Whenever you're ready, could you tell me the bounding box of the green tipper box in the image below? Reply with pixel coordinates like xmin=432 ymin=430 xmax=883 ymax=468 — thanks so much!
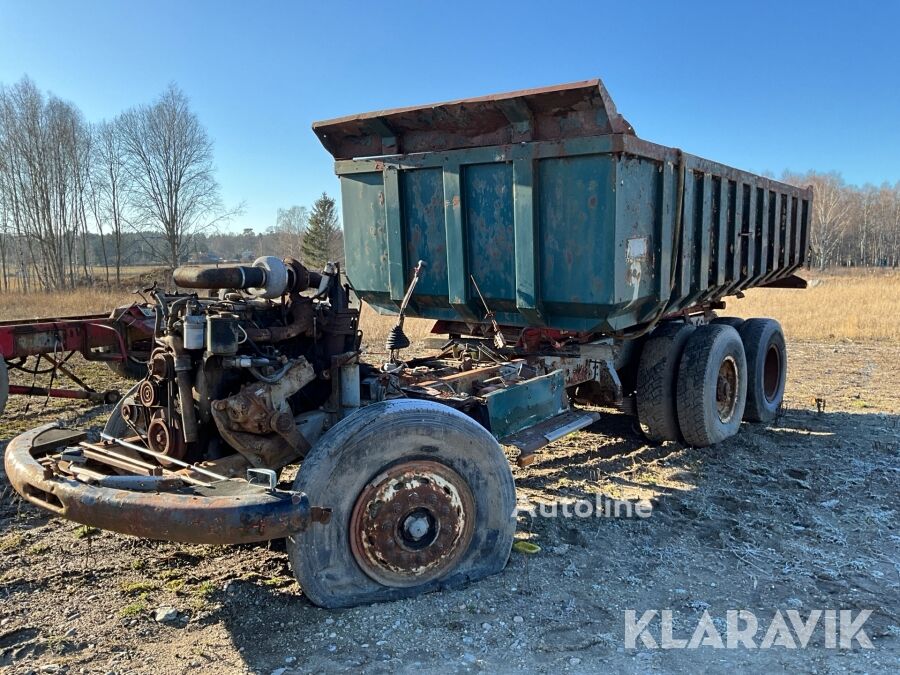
xmin=314 ymin=79 xmax=811 ymax=333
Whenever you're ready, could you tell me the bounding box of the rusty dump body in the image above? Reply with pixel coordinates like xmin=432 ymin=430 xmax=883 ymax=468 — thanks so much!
xmin=315 ymin=79 xmax=812 ymax=333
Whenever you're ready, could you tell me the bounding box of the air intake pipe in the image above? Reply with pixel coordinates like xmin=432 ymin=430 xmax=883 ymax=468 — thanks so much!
xmin=174 ymin=257 xmax=321 ymax=298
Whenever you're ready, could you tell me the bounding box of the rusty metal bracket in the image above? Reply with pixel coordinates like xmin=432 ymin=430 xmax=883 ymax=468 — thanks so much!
xmin=4 ymin=424 xmax=330 ymax=545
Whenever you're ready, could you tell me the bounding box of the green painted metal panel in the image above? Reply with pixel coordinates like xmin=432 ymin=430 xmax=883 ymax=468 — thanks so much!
xmin=657 ymin=159 xmax=675 ymax=307
xmin=611 ymin=156 xmax=662 ymax=329
xmin=537 ymin=155 xmax=616 ymax=314
xmin=323 ymin=81 xmax=812 ymax=334
xmin=383 ymin=167 xmax=406 ymax=304
xmin=463 ymin=163 xmax=516 ymax=312
xmin=443 ymin=163 xmax=479 ymax=322
xmin=733 ymin=182 xmax=745 ymax=289
xmin=401 ymin=168 xmax=448 ymax=309
xmin=339 ymin=172 xmax=391 ymax=307
xmin=699 ymin=173 xmax=712 ymax=295
xmin=744 ymin=185 xmax=757 ymax=284
xmin=512 ymin=158 xmax=544 ymax=326
xmin=757 ymin=188 xmax=770 ymax=284
xmin=484 ymin=369 xmax=567 ymax=440
xmin=715 ymin=177 xmax=728 ymax=289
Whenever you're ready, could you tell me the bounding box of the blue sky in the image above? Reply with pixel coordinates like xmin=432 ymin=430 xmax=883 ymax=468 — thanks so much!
xmin=1 ymin=1 xmax=898 ymax=232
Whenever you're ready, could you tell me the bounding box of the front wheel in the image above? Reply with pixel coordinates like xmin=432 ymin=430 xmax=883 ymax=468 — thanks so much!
xmin=287 ymin=399 xmax=516 ymax=608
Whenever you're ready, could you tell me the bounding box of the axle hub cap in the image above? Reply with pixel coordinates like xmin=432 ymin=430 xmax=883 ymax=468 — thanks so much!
xmin=716 ymin=355 xmax=739 ymax=423
xmin=350 ymin=460 xmax=475 ymax=587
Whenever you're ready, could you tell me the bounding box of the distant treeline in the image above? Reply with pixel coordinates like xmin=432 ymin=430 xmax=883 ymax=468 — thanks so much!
xmin=0 ymin=76 xmax=342 ymax=293
xmin=783 ymin=171 xmax=900 ymax=268
xmin=0 ymin=223 xmax=344 ymax=290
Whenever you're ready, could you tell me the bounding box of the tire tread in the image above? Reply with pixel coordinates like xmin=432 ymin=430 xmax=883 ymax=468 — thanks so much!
xmin=637 ymin=323 xmax=694 ymax=442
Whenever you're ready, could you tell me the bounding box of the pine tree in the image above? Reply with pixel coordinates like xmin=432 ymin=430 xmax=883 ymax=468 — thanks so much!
xmin=301 ymin=192 xmax=341 ymax=270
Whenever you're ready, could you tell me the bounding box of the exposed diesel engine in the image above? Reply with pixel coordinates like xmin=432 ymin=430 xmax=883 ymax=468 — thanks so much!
xmin=107 ymin=256 xmax=359 ymax=477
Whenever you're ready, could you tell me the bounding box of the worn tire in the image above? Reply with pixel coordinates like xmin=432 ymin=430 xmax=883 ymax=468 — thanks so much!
xmin=287 ymin=399 xmax=516 ymax=608
xmin=636 ymin=322 xmax=695 ymax=442
xmin=676 ymin=324 xmax=747 ymax=447
xmin=711 ymin=316 xmax=745 ymax=330
xmin=738 ymin=318 xmax=786 ymax=423
xmin=0 ymin=359 xmax=8 ymax=417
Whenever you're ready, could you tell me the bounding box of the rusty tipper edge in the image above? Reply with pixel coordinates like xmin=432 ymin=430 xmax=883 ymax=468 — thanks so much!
xmin=5 ymin=424 xmax=331 ymax=545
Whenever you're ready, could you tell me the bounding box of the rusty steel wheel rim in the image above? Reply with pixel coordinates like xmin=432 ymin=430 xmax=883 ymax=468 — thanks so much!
xmin=716 ymin=355 xmax=739 ymax=423
xmin=763 ymin=344 xmax=782 ymax=402
xmin=349 ymin=460 xmax=476 ymax=588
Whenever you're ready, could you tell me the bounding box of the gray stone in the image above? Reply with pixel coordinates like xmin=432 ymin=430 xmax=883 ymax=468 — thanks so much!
xmin=154 ymin=607 xmax=179 ymax=623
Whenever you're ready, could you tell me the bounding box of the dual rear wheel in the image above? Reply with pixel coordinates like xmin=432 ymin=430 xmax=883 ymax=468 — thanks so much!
xmin=637 ymin=317 xmax=786 ymax=447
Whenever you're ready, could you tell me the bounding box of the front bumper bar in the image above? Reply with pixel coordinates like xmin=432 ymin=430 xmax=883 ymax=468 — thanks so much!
xmin=4 ymin=424 xmax=330 ymax=545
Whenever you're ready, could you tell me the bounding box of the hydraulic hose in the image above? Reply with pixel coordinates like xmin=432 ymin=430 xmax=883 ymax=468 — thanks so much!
xmin=166 ymin=334 xmax=199 ymax=444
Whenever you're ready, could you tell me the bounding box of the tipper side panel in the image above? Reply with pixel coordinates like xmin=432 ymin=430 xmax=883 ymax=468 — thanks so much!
xmin=668 ymin=155 xmax=811 ymax=315
xmin=323 ymin=80 xmax=811 ymax=335
xmin=338 ymin=144 xmax=810 ymax=334
xmin=337 ymin=143 xmax=670 ymax=333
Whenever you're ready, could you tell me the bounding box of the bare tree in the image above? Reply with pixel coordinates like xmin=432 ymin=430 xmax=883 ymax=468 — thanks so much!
xmin=784 ymin=171 xmax=852 ymax=268
xmin=0 ymin=77 xmax=91 ymax=290
xmin=783 ymin=170 xmax=900 ymax=268
xmin=88 ymin=119 xmax=129 ymax=283
xmin=118 ymin=84 xmax=235 ymax=268
xmin=269 ymin=205 xmax=307 ymax=259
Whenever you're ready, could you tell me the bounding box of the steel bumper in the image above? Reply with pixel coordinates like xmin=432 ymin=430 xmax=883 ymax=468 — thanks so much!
xmin=3 ymin=424 xmax=330 ymax=545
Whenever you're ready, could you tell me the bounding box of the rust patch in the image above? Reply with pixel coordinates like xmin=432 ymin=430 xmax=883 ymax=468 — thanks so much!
xmin=349 ymin=460 xmax=475 ymax=588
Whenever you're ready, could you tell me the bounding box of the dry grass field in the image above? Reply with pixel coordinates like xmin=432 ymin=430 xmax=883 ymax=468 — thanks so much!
xmin=0 ymin=288 xmax=138 ymax=321
xmin=0 ymin=265 xmax=170 ymax=295
xmin=1 ymin=268 xmax=896 ymax=343
xmin=729 ymin=268 xmax=900 ymax=341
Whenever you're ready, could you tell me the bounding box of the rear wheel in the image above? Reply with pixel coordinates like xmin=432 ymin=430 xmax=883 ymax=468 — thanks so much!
xmin=287 ymin=399 xmax=516 ymax=608
xmin=676 ymin=324 xmax=748 ymax=447
xmin=711 ymin=316 xmax=745 ymax=330
xmin=739 ymin=318 xmax=786 ymax=422
xmin=636 ymin=322 xmax=695 ymax=442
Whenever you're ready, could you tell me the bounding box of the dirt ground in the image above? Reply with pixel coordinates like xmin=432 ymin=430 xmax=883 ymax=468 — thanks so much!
xmin=1 ymin=338 xmax=899 ymax=674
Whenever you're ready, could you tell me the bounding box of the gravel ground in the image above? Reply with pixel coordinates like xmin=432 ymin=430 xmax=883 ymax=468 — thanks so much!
xmin=1 ymin=339 xmax=899 ymax=674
